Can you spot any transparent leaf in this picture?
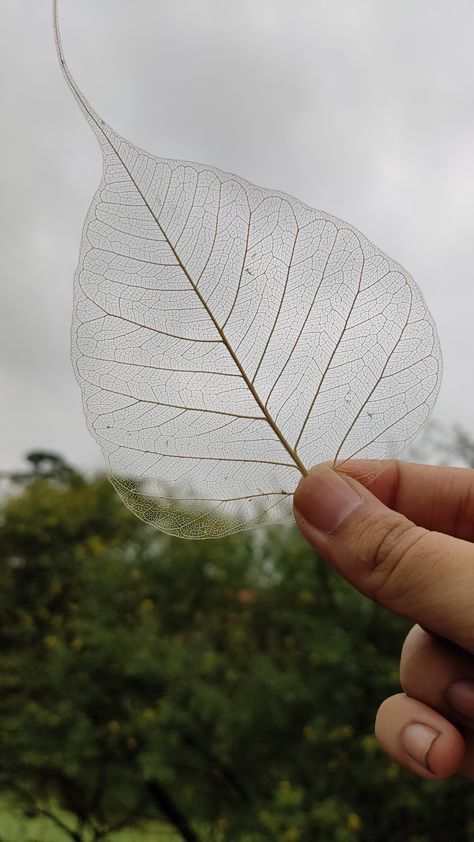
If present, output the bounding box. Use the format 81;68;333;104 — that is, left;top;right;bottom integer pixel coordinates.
54;2;441;538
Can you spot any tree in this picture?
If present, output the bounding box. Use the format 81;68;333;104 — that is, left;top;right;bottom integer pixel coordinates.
7;451;84;487
0;449;473;841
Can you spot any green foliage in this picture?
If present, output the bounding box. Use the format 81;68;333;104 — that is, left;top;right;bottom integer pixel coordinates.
0;453;473;841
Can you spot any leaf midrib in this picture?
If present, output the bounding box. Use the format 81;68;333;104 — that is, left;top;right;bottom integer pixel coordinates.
55;1;310;477
121;164;309;476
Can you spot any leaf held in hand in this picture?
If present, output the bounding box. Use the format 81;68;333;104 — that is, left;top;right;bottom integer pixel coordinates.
54;2;441;538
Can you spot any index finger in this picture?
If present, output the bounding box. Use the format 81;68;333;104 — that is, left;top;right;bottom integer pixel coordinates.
339;460;474;541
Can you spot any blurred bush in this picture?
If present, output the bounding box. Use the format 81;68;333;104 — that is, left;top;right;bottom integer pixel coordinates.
0;450;473;841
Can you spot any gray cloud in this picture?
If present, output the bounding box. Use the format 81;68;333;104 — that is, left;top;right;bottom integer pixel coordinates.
1;0;474;473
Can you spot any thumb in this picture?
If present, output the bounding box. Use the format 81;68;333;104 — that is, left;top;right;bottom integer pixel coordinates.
293;464;474;655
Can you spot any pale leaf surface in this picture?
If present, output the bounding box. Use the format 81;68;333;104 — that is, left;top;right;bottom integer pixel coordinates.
54;2;441;538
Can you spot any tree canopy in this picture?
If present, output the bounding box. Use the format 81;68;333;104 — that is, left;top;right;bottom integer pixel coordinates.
0;450;473;841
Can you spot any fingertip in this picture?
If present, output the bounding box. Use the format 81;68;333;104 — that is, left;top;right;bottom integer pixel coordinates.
426;724;466;780
375;693;466;781
293;464;364;535
293;461;334;500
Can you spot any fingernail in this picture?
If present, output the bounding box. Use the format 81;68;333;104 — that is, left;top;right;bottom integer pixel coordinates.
294;468;363;534
401;723;440;772
446;679;474;719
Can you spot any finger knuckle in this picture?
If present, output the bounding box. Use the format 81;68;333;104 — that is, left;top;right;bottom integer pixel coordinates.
364;514;429;607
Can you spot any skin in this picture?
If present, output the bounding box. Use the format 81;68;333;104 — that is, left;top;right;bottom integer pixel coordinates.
293;460;474;781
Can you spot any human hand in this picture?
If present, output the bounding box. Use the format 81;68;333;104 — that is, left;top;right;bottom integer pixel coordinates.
293;460;474;781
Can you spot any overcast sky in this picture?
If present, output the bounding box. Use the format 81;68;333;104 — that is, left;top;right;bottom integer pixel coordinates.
2;0;474;475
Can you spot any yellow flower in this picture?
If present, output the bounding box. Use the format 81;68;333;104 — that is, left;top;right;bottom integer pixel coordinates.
258;809;276;832
216;818;229;830
347;813;362;832
71;638;83;652
203;650;217;668
278;780;291;792
87;536;105;556
44;635;58;649
107;720;120;733
139;598;154;614
386;763;399;780
303;725;317;744
142;707;156;722
361;734;378;753
226;669;238;684
329;724;354;741
126;736;138;750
